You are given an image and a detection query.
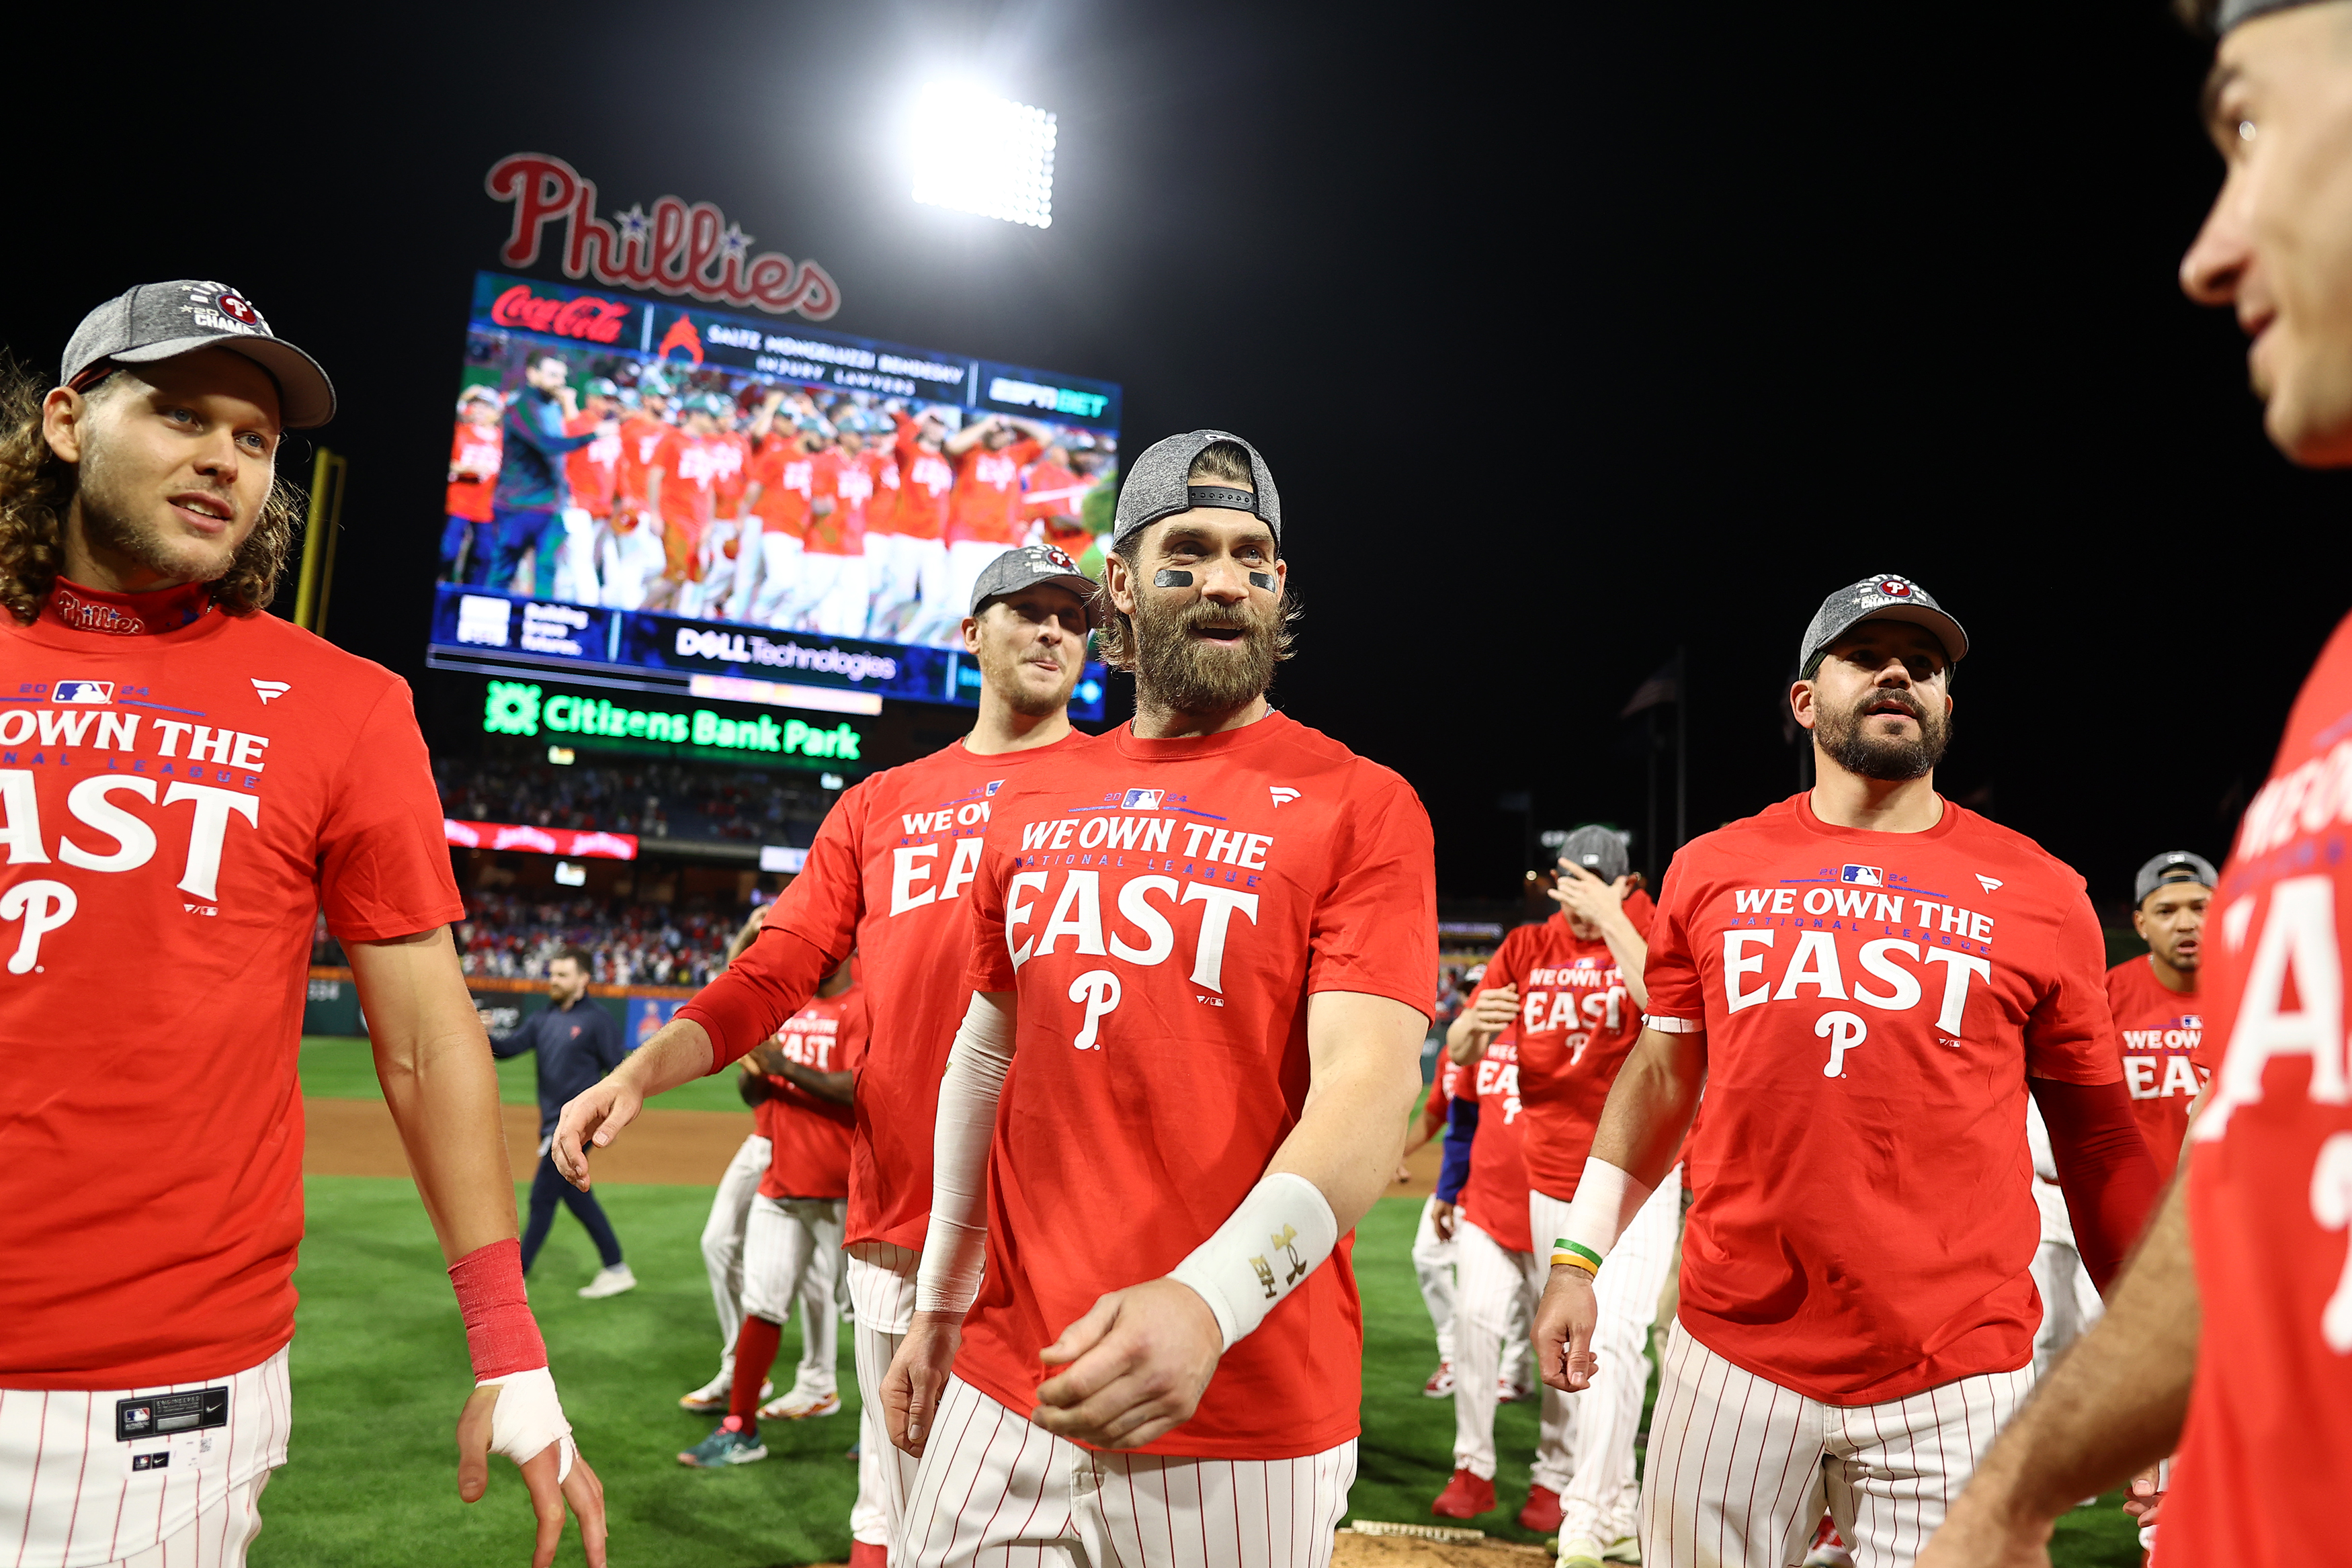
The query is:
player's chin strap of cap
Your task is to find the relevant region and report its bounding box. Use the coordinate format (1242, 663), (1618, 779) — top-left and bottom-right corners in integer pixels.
(915, 992), (1017, 1315)
(448, 1238), (574, 1481)
(1167, 1172), (1339, 1351)
(1185, 484), (1260, 515)
(1551, 1158), (1658, 1276)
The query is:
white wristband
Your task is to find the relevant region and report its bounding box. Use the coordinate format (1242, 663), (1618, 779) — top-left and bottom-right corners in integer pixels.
(1167, 1172), (1339, 1350)
(479, 1366), (575, 1483)
(915, 992), (1016, 1315)
(1560, 1157), (1656, 1265)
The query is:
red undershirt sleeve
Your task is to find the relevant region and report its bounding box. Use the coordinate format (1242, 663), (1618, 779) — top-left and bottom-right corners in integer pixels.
(676, 926), (838, 1072)
(2029, 1076), (2163, 1295)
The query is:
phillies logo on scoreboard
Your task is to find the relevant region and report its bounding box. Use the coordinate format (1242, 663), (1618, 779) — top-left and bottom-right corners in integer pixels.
(486, 152), (841, 320)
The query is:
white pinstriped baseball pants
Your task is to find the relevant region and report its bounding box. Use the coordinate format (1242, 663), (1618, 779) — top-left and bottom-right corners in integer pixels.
(1447, 1221), (1566, 1489)
(1528, 1171), (1682, 1545)
(845, 1242), (923, 1553)
(901, 1377), (1357, 1568)
(700, 1133), (773, 1386)
(1, 1346), (290, 1568)
(1642, 1323), (2033, 1568)
(1409, 1196), (1457, 1367)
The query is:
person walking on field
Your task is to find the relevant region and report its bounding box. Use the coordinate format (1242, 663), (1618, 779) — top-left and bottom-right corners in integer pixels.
(497, 946), (634, 1299)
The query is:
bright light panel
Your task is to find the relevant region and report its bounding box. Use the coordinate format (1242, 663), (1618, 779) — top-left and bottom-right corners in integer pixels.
(911, 84), (1057, 228)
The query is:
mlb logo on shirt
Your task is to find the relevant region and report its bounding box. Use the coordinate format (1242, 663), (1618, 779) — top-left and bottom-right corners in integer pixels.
(51, 680), (114, 703)
(1121, 788), (1164, 810)
(1841, 865), (1884, 885)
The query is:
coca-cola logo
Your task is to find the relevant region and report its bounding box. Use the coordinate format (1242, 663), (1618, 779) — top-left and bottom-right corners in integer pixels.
(490, 285), (632, 343)
(485, 152), (840, 321)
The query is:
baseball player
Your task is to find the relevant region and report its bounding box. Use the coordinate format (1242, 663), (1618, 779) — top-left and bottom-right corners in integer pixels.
(600, 387), (671, 609)
(934, 415), (1047, 638)
(731, 402), (826, 627)
(2111, 851), (2213, 1179)
(1406, 1052), (1466, 1399)
(1923, 7), (2352, 1560)
(442, 385), (502, 584)
(1534, 574), (2162, 1567)
(644, 393), (724, 617)
(889, 408), (958, 644)
(855, 412), (910, 638)
(874, 431), (1435, 1568)
(0, 284), (602, 1568)
(1429, 1026), (1566, 1528)
(491, 351), (605, 595)
(683, 912), (782, 1414)
(552, 542), (1100, 1567)
(554, 376), (620, 603)
(679, 957), (864, 1465)
(1456, 828), (1668, 1565)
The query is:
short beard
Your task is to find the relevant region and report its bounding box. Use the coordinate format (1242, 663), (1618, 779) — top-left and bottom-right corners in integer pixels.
(1816, 689), (1949, 781)
(75, 438), (239, 586)
(976, 637), (1074, 717)
(1134, 591), (1279, 715)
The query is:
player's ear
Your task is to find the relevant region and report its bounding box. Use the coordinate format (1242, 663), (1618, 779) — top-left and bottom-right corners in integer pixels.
(1104, 549), (1139, 616)
(1789, 681), (1817, 733)
(2132, 907), (2148, 941)
(960, 613), (983, 654)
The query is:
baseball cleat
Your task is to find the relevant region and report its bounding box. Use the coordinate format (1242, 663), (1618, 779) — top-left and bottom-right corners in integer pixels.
(1517, 1484), (1563, 1532)
(1421, 1361), (1455, 1398)
(1498, 1375), (1534, 1404)
(1603, 1536), (1641, 1563)
(678, 1415), (767, 1467)
(758, 1388), (841, 1421)
(678, 1375), (771, 1413)
(849, 1543), (886, 1567)
(1429, 1467), (1495, 1519)
(1558, 1534), (1605, 1568)
(1801, 1518), (1853, 1567)
(578, 1262), (637, 1299)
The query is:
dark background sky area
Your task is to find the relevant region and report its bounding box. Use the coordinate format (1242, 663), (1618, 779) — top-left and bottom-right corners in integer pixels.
(7, 3), (2343, 910)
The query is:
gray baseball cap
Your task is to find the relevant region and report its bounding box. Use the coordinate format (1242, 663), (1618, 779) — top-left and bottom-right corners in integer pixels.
(1556, 825), (1630, 885)
(1796, 573), (1968, 677)
(968, 543), (1102, 627)
(2215, 0), (2317, 32)
(1110, 429), (1282, 550)
(2135, 850), (2219, 906)
(62, 280), (335, 429)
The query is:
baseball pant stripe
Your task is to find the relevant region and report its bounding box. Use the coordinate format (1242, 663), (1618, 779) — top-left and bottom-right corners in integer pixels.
(1448, 1221), (1561, 1485)
(902, 1378), (1353, 1568)
(1643, 1322), (2033, 1568)
(1409, 1196), (1458, 1366)
(741, 1196), (845, 1396)
(848, 1242), (921, 1551)
(701, 1135), (771, 1383)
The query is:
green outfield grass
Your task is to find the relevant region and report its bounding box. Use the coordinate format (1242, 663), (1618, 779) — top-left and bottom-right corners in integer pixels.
(265, 1177), (2147, 1567)
(299, 1035), (749, 1113)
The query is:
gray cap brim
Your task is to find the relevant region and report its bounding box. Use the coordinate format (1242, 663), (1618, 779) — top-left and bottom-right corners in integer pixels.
(111, 334), (337, 429)
(1820, 603), (1968, 664)
(975, 570), (1102, 628)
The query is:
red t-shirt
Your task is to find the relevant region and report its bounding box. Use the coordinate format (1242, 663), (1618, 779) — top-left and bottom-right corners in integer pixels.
(2159, 611), (2352, 1568)
(1642, 793), (2119, 1405)
(749, 437), (816, 543)
(562, 412), (619, 515)
(653, 428), (719, 536)
(757, 988), (866, 1201)
(1472, 902), (1653, 1201)
(959, 712), (1437, 1457)
(1460, 1035), (1534, 1252)
(712, 429), (752, 515)
(688, 732), (1095, 1251)
(804, 449), (860, 558)
(861, 447), (901, 539)
(448, 421), (501, 523)
(0, 585), (464, 1389)
(2105, 956), (2206, 1182)
(1418, 1053), (1463, 1143)
(892, 418), (954, 541)
(1019, 460), (1091, 526)
(614, 415), (669, 511)
(946, 438), (1041, 546)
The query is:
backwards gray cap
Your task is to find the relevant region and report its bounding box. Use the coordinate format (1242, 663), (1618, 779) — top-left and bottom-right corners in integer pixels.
(2215, 0), (2320, 32)
(62, 281), (335, 429)
(1110, 429), (1282, 550)
(1796, 573), (1968, 677)
(2135, 850), (2219, 906)
(967, 543), (1103, 627)
(1556, 825), (1630, 885)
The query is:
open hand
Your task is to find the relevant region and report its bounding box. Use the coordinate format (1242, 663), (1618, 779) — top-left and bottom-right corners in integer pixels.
(882, 1311), (964, 1457)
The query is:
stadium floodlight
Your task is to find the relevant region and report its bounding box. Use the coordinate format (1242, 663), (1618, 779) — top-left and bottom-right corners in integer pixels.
(911, 83), (1057, 228)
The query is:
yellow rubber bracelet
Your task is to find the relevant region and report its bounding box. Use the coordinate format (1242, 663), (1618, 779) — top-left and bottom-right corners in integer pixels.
(1549, 1251), (1599, 1275)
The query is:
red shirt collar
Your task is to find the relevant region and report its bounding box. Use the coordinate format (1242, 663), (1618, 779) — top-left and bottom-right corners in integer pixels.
(40, 577), (214, 636)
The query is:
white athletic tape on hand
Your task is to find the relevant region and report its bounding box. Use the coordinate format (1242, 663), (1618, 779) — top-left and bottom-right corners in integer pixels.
(1167, 1172), (1339, 1350)
(480, 1366), (575, 1483)
(915, 992), (1016, 1315)
(1561, 1156), (1656, 1266)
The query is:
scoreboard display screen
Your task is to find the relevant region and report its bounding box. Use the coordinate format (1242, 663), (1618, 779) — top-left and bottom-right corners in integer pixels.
(429, 269), (1115, 720)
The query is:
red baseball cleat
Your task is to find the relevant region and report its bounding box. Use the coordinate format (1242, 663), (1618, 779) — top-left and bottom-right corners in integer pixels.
(849, 1542), (886, 1568)
(1421, 1361), (1455, 1398)
(1802, 1516), (1854, 1568)
(1431, 1467), (1496, 1519)
(1518, 1483), (1564, 1532)
(1498, 1376), (1534, 1404)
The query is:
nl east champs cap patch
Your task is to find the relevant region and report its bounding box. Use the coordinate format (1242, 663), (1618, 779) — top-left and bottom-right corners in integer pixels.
(62, 281), (336, 429)
(968, 543), (1103, 627)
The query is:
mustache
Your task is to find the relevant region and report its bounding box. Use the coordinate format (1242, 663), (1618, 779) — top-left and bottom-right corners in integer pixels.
(1853, 689), (1925, 723)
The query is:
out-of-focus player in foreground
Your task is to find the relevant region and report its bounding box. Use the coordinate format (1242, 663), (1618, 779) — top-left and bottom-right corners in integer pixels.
(1535, 574), (2161, 1567)
(1922, 4), (2352, 1562)
(0, 284), (603, 1567)
(554, 541), (1098, 1566)
(882, 431), (1436, 1568)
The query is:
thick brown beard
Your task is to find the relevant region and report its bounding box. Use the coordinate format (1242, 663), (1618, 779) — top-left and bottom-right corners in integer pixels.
(974, 632), (1077, 717)
(1133, 591), (1280, 715)
(1816, 689), (1950, 781)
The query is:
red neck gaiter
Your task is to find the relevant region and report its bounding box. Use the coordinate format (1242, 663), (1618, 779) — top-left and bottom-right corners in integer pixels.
(40, 576), (214, 636)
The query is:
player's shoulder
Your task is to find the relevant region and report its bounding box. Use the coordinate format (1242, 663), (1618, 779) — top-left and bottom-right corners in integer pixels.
(1257, 711), (1421, 801)
(1939, 803), (2087, 895)
(2105, 953), (2151, 990)
(215, 611), (414, 707)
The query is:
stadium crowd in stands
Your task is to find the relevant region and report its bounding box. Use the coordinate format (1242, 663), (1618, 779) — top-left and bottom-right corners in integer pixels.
(434, 757), (833, 846)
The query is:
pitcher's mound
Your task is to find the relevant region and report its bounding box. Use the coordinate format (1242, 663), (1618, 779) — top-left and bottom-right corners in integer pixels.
(1334, 1524), (1552, 1566)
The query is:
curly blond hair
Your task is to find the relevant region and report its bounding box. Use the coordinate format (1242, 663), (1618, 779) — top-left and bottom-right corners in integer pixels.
(0, 355), (306, 625)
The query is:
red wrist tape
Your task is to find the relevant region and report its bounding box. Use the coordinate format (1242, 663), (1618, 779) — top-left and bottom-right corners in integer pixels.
(448, 1237), (548, 1381)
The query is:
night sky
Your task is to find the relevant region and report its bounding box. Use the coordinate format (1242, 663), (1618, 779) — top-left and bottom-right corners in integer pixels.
(9, 3), (2342, 912)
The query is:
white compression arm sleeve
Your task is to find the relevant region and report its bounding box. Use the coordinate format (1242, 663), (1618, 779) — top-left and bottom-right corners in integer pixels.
(1167, 1172), (1340, 1350)
(1560, 1156), (1656, 1262)
(915, 992), (1016, 1314)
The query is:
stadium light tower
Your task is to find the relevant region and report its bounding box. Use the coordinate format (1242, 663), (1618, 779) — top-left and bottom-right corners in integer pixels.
(910, 83), (1057, 228)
